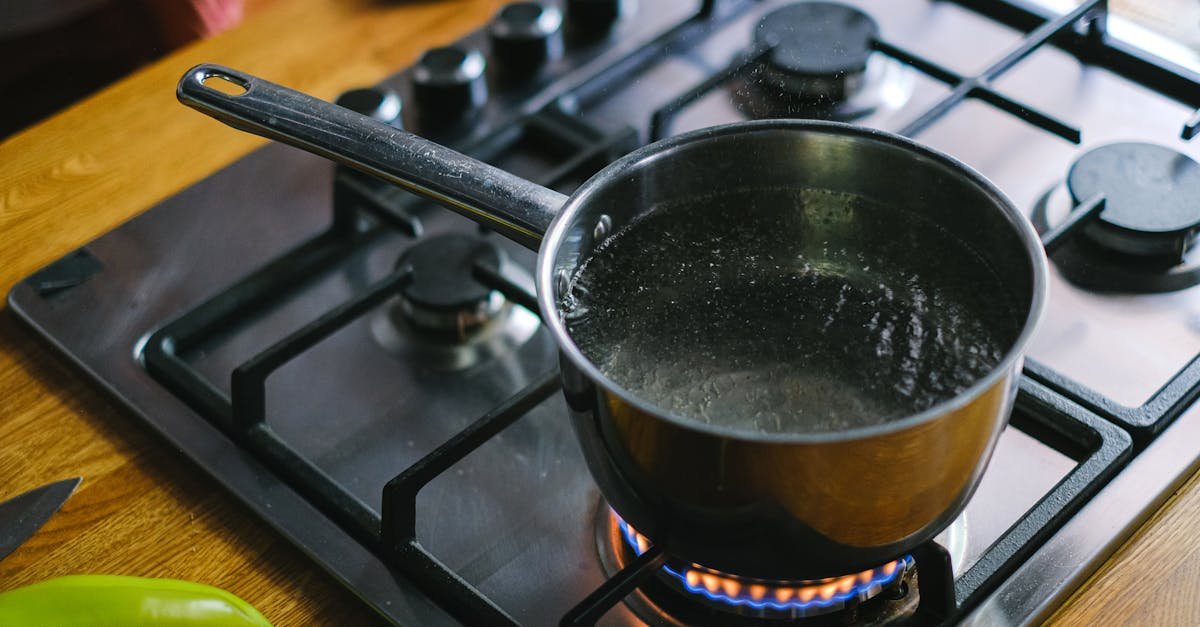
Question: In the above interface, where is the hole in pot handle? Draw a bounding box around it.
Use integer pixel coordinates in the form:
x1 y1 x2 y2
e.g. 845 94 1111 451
198 69 249 96
177 63 567 251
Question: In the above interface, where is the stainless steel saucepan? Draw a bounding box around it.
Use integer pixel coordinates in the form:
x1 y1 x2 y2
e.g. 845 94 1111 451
178 64 1047 580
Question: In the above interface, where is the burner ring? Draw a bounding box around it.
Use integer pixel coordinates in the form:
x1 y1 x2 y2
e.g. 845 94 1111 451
731 53 913 122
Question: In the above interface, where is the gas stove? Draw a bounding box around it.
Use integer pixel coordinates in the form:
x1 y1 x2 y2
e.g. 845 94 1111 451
9 0 1200 624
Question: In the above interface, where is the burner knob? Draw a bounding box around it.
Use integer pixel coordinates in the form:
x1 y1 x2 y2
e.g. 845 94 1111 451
411 46 488 131
335 87 403 127
489 2 564 79
566 0 627 40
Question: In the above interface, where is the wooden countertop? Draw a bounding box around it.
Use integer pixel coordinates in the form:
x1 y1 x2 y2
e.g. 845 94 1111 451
0 1 1195 624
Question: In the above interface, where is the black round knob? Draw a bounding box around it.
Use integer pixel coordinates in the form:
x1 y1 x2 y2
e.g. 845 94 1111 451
335 87 403 126
489 2 564 79
411 46 488 131
566 0 628 39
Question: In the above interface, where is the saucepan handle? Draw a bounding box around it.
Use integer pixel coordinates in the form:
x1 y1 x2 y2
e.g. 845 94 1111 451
177 64 567 250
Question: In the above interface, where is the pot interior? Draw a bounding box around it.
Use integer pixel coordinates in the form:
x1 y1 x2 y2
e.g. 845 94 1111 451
544 122 1041 436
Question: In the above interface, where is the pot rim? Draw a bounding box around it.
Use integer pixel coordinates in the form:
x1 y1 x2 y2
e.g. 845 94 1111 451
536 119 1048 444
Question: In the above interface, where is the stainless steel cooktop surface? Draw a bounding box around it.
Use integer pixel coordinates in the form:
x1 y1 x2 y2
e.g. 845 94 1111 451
10 0 1200 624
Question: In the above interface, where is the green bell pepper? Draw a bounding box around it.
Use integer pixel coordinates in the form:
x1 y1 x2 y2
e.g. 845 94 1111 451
0 575 272 626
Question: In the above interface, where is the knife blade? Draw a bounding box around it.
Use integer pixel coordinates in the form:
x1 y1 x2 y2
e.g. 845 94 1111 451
0 477 81 562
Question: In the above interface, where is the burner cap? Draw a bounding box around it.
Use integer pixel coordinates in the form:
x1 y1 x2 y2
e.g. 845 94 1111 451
374 234 539 368
1067 142 1200 260
755 2 879 80
1031 184 1200 293
733 2 910 122
399 233 503 311
396 234 507 335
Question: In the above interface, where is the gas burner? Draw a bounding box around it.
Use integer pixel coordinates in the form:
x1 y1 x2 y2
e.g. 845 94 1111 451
620 518 911 619
732 2 913 121
371 234 538 369
1033 143 1200 293
595 508 967 624
1067 142 1200 262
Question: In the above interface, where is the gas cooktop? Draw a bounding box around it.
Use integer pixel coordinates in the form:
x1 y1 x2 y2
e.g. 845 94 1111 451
9 0 1200 624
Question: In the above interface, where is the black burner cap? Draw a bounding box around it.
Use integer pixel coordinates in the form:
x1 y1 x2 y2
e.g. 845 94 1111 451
754 2 879 78
1067 142 1200 260
397 234 504 311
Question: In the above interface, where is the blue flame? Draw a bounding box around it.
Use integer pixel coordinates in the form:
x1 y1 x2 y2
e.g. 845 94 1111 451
617 516 912 612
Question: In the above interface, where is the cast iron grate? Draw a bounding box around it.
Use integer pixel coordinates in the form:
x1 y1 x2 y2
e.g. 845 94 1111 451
145 246 1131 626
943 0 1200 441
141 106 634 547
649 1 1097 143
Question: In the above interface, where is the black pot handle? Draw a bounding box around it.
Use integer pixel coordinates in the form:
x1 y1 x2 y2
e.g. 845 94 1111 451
177 64 567 250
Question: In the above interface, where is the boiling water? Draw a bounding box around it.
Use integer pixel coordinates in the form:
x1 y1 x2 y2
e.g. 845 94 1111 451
559 188 1021 435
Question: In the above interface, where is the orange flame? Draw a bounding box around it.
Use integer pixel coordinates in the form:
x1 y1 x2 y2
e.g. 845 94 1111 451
614 512 909 609
676 561 905 608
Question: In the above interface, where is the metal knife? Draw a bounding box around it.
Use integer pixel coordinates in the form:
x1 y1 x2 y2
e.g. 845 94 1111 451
0 477 81 562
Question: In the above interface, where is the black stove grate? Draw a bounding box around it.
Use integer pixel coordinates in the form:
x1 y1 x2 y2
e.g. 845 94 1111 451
382 371 562 625
955 0 1200 141
936 0 1200 441
650 0 1100 143
141 106 631 551
146 258 1131 626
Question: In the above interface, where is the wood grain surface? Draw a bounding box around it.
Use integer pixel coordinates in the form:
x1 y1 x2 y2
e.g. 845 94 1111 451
0 1 1195 625
0 1 500 625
